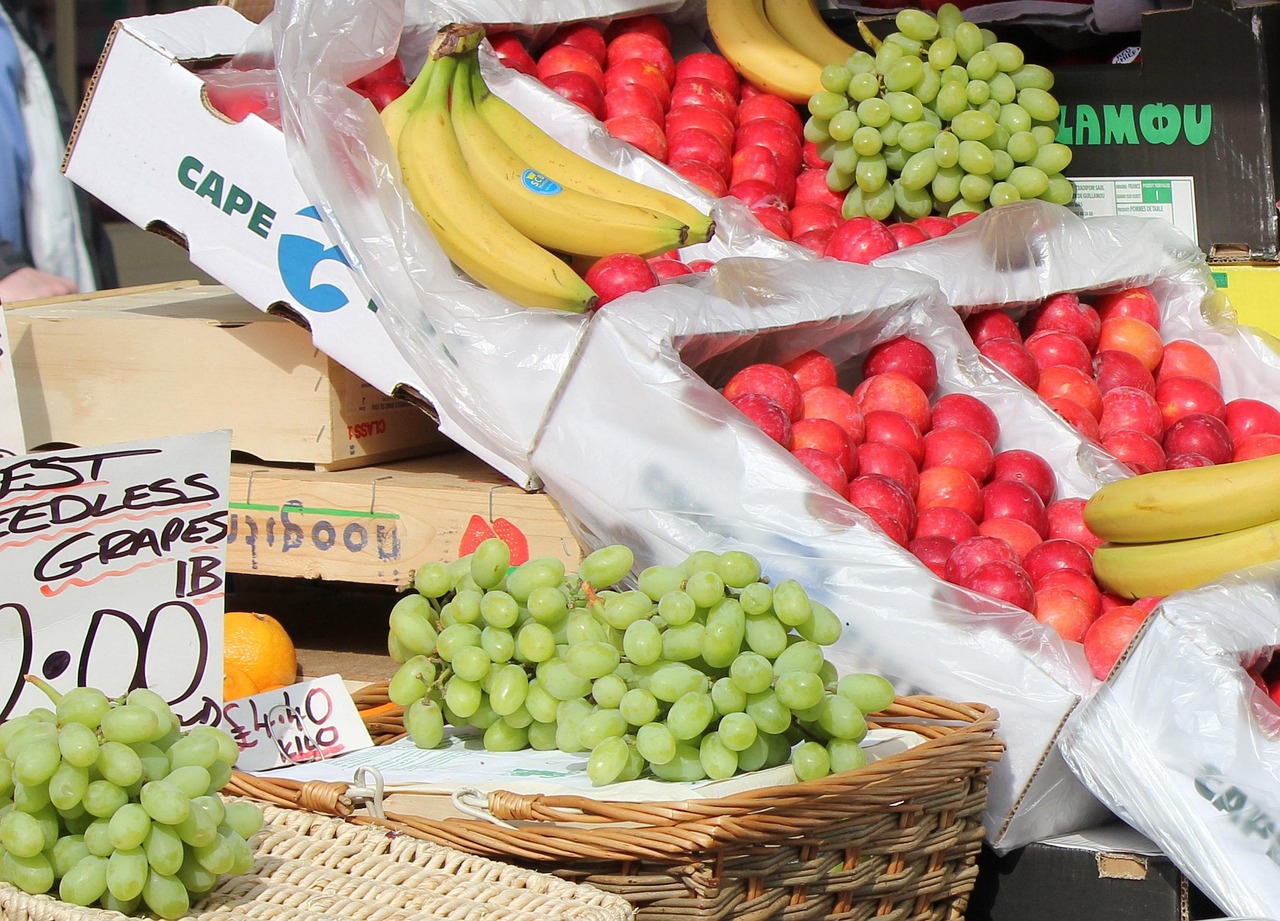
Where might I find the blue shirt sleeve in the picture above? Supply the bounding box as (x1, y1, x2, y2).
(0, 15, 31, 258)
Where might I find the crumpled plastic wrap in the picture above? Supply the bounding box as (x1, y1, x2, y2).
(264, 0, 791, 485)
(531, 251, 1128, 849)
(1059, 566, 1280, 920)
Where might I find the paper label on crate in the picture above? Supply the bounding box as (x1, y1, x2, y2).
(220, 673, 373, 772)
(0, 316, 23, 455)
(0, 431, 229, 726)
(1068, 177, 1199, 244)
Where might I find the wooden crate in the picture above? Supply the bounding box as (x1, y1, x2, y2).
(5, 282, 450, 470)
(228, 451, 582, 585)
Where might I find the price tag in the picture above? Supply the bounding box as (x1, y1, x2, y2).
(0, 312, 26, 455)
(219, 674, 374, 771)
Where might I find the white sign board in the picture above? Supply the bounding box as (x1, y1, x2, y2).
(1068, 176, 1199, 246)
(220, 674, 373, 771)
(0, 313, 26, 456)
(0, 430, 231, 726)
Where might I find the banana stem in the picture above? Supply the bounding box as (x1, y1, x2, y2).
(23, 673, 62, 704)
(856, 20, 882, 52)
(429, 22, 485, 61)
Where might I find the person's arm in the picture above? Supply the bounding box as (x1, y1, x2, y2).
(0, 239, 76, 301)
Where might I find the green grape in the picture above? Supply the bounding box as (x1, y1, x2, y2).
(589, 674, 626, 712)
(774, 640, 824, 675)
(1018, 87, 1060, 122)
(515, 623, 556, 668)
(884, 92, 922, 124)
(388, 635, 407, 666)
(389, 593, 439, 656)
(141, 868, 190, 921)
(173, 803, 217, 849)
(55, 721, 99, 769)
(632, 565, 679, 602)
(454, 573, 483, 596)
(881, 118, 903, 148)
(167, 732, 220, 772)
(998, 103, 1032, 136)
(451, 645, 491, 683)
(401, 698, 444, 749)
(56, 687, 111, 729)
(0, 808, 45, 858)
(846, 71, 880, 102)
(666, 692, 715, 741)
(83, 779, 127, 818)
(729, 651, 775, 695)
(527, 720, 558, 751)
(819, 62, 852, 94)
(698, 733, 738, 780)
(436, 623, 481, 662)
(539, 660, 592, 702)
(792, 740, 832, 781)
(928, 36, 957, 70)
(84, 817, 114, 857)
(2, 851, 54, 895)
(846, 49, 876, 74)
(620, 619, 661, 667)
(469, 538, 510, 590)
(51, 834, 90, 878)
(481, 626, 515, 664)
(167, 765, 213, 800)
(896, 7, 940, 41)
(941, 63, 969, 85)
(989, 72, 1017, 105)
(586, 734, 631, 786)
(875, 40, 905, 70)
(482, 720, 527, 752)
(57, 853, 108, 906)
(933, 81, 967, 120)
(124, 689, 177, 735)
(442, 676, 482, 718)
(738, 582, 773, 617)
(144, 822, 186, 876)
(951, 110, 996, 141)
(1006, 130, 1039, 164)
(701, 602, 745, 668)
(827, 109, 860, 143)
(12, 737, 60, 787)
(981, 27, 999, 47)
(139, 780, 190, 826)
(796, 601, 843, 646)
(841, 186, 867, 219)
(899, 148, 939, 191)
(1030, 124, 1059, 145)
(634, 723, 677, 766)
(775, 671, 825, 711)
(175, 852, 219, 896)
(566, 610, 608, 645)
(987, 123, 1010, 152)
(817, 694, 869, 741)
(388, 655, 435, 707)
(826, 162, 856, 193)
(413, 560, 452, 598)
(619, 688, 659, 727)
(831, 140, 858, 175)
(657, 589, 697, 627)
(710, 676, 747, 716)
(504, 559, 563, 605)
(991, 148, 1015, 181)
(828, 738, 869, 774)
(716, 712, 759, 752)
(579, 544, 634, 587)
(965, 78, 990, 106)
(808, 91, 850, 120)
(898, 120, 939, 153)
(106, 846, 148, 901)
(106, 801, 152, 851)
(1009, 165, 1049, 199)
(12, 778, 51, 814)
(207, 758, 232, 793)
(937, 1, 964, 37)
(953, 21, 984, 61)
(865, 184, 897, 221)
(479, 591, 519, 630)
(191, 795, 224, 833)
(714, 550, 760, 589)
(915, 67, 941, 105)
(836, 673, 896, 712)
(192, 829, 236, 876)
(960, 172, 994, 202)
(885, 32, 923, 54)
(47, 759, 88, 812)
(745, 691, 791, 736)
(990, 180, 1021, 206)
(855, 97, 891, 129)
(955, 139, 994, 175)
(984, 41, 1023, 73)
(736, 734, 770, 772)
(525, 586, 570, 626)
(648, 663, 709, 703)
(965, 49, 997, 82)
(524, 681, 559, 725)
(662, 622, 705, 662)
(1010, 63, 1054, 91)
(484, 665, 526, 717)
(771, 579, 812, 627)
(684, 570, 726, 608)
(1044, 173, 1075, 205)
(222, 800, 264, 841)
(601, 591, 654, 631)
(884, 56, 923, 93)
(445, 589, 482, 625)
(1030, 142, 1072, 174)
(648, 742, 706, 782)
(94, 741, 143, 788)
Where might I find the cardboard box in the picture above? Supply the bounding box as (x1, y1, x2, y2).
(1212, 263, 1280, 339)
(1055, 0, 1280, 263)
(5, 283, 448, 470)
(969, 824, 1224, 921)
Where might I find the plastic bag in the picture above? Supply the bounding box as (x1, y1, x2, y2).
(1059, 565, 1280, 919)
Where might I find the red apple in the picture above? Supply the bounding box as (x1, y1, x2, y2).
(1165, 451, 1214, 469)
(1024, 330, 1093, 376)
(1154, 375, 1227, 428)
(1094, 286, 1161, 330)
(673, 51, 739, 97)
(792, 447, 849, 494)
(952, 211, 981, 227)
(668, 160, 728, 197)
(1046, 497, 1104, 552)
(649, 257, 694, 281)
(605, 83, 665, 124)
(1098, 316, 1164, 372)
(724, 363, 804, 421)
(1156, 339, 1222, 390)
(922, 427, 994, 482)
(537, 44, 605, 89)
(863, 336, 939, 397)
(981, 479, 1049, 537)
(848, 474, 916, 534)
(730, 179, 785, 211)
(1048, 397, 1101, 441)
(1094, 349, 1156, 397)
(1023, 538, 1094, 585)
(548, 22, 607, 65)
(792, 418, 855, 476)
(785, 350, 838, 391)
(856, 441, 920, 498)
(930, 393, 1000, 447)
(794, 228, 835, 255)
(730, 393, 792, 446)
(1225, 398, 1280, 443)
(962, 559, 1035, 611)
(916, 466, 984, 522)
(669, 78, 737, 121)
(1038, 365, 1103, 420)
(1026, 292, 1102, 352)
(1101, 429, 1166, 474)
(543, 71, 607, 120)
(205, 84, 272, 123)
(603, 59, 671, 110)
(979, 337, 1040, 389)
(802, 140, 827, 169)
(687, 259, 716, 273)
(910, 535, 957, 579)
(978, 517, 1043, 559)
(1083, 605, 1150, 679)
(356, 78, 410, 111)
(730, 145, 782, 191)
(1161, 412, 1232, 465)
(751, 205, 792, 240)
(990, 449, 1056, 505)
(854, 372, 932, 434)
(1234, 433, 1280, 461)
(585, 252, 659, 306)
(945, 534, 1020, 584)
(737, 93, 804, 137)
(1033, 586, 1095, 642)
(488, 32, 537, 76)
(863, 410, 925, 466)
(863, 505, 911, 547)
(668, 127, 732, 180)
(912, 215, 956, 239)
(1098, 386, 1164, 441)
(788, 203, 841, 238)
(665, 105, 735, 150)
(801, 386, 864, 442)
(966, 310, 1022, 347)
(887, 222, 931, 248)
(606, 32, 676, 86)
(794, 168, 846, 210)
(824, 217, 899, 265)
(604, 14, 671, 48)
(915, 504, 980, 542)
(1037, 568, 1103, 618)
(734, 118, 803, 177)
(604, 114, 668, 161)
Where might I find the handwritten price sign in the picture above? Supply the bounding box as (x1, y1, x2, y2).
(0, 431, 230, 726)
(0, 311, 25, 455)
(220, 674, 373, 772)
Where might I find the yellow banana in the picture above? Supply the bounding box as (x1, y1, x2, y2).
(1083, 452, 1280, 544)
(395, 28, 596, 313)
(471, 70, 715, 245)
(762, 0, 858, 68)
(451, 54, 688, 259)
(1092, 518, 1280, 599)
(380, 52, 432, 153)
(706, 0, 824, 104)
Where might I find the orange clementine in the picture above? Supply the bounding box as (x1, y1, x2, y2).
(223, 664, 259, 701)
(224, 611, 298, 694)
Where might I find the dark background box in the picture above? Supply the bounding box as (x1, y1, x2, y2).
(1053, 0, 1280, 263)
(968, 834, 1225, 921)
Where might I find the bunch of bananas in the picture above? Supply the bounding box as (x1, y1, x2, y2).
(383, 24, 716, 312)
(707, 0, 856, 103)
(1085, 453, 1280, 598)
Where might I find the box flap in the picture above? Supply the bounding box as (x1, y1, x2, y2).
(120, 6, 257, 61)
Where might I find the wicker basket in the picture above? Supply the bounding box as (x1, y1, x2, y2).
(227, 686, 1002, 921)
(0, 800, 633, 921)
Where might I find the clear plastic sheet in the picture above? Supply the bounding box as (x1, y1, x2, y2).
(1059, 566, 1280, 920)
(265, 0, 791, 486)
(532, 253, 1126, 848)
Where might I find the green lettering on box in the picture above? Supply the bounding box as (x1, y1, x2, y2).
(248, 202, 276, 239)
(195, 170, 224, 207)
(1212, 272, 1228, 288)
(222, 186, 253, 216)
(1102, 105, 1137, 144)
(1184, 105, 1212, 146)
(1142, 180, 1173, 204)
(1076, 104, 1100, 145)
(1140, 103, 1181, 145)
(178, 155, 203, 190)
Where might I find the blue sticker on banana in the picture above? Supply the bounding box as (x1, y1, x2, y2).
(522, 169, 562, 195)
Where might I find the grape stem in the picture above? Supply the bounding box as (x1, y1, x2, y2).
(856, 20, 883, 52)
(22, 673, 62, 704)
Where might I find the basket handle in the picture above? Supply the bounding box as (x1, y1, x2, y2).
(227, 770, 356, 818)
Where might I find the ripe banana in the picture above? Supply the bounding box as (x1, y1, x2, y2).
(762, 0, 858, 68)
(471, 70, 715, 245)
(452, 53, 689, 258)
(706, 0, 825, 104)
(378, 57, 430, 153)
(1083, 452, 1280, 543)
(395, 27, 597, 312)
(1092, 518, 1280, 600)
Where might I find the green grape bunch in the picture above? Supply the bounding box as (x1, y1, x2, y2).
(389, 537, 899, 787)
(0, 676, 263, 918)
(805, 2, 1074, 221)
